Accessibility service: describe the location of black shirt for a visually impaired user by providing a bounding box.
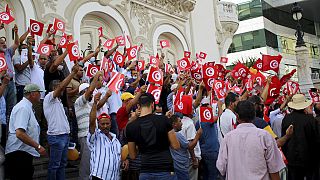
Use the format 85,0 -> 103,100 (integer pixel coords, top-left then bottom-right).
126,114 -> 174,173
281,111 -> 320,168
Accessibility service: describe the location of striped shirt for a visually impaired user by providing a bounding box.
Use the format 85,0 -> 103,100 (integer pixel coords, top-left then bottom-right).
87,129 -> 121,180
74,95 -> 92,138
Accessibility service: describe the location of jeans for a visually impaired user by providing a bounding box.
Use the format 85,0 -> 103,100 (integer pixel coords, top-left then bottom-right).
139,172 -> 176,180
15,84 -> 24,103
175,168 -> 189,180
110,113 -> 119,137
47,134 -> 69,180
202,152 -> 218,180
4,80 -> 16,124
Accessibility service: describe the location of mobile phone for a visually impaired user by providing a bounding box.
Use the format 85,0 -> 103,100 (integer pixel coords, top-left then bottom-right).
12,28 -> 14,40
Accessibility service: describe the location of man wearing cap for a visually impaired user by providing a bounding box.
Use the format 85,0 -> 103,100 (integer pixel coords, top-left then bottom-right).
74,72 -> 101,180
281,94 -> 320,179
5,84 -> 46,180
167,83 -> 178,111
116,85 -> 147,145
88,92 -> 121,180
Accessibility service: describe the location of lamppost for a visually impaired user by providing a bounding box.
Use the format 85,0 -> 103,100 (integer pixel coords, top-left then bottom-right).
291,2 -> 305,47
291,2 -> 314,95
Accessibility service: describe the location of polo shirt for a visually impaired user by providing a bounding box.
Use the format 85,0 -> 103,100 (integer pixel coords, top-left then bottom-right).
43,91 -> 70,135
88,129 -> 121,180
5,98 -> 40,157
106,91 -> 122,114
13,54 -> 31,86
74,95 -> 92,138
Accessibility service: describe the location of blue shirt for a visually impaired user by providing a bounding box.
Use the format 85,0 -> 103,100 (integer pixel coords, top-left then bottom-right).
0,96 -> 6,125
169,131 -> 189,171
196,122 -> 220,155
5,97 -> 40,157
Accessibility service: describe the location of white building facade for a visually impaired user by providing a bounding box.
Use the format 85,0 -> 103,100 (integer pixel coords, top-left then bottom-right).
227,0 -> 320,87
0,0 -> 238,66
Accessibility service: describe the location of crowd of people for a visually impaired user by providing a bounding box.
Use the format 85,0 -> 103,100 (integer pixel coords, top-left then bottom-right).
0,15 -> 319,180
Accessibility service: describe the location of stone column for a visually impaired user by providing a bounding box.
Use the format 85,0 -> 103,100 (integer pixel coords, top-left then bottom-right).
296,45 -> 314,95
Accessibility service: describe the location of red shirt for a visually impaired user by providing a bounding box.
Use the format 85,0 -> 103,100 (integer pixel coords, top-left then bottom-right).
116,106 -> 129,131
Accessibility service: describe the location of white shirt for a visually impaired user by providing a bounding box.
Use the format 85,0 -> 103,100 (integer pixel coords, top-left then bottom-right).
43,92 -> 70,135
180,116 -> 201,159
88,129 -> 121,180
30,64 -> 45,99
217,108 -> 237,143
107,92 -> 122,114
92,87 -> 109,116
269,108 -> 284,137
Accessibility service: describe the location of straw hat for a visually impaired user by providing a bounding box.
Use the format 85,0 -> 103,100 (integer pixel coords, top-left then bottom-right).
288,94 -> 312,110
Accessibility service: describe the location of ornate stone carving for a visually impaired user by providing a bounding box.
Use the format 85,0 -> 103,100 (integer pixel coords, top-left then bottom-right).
43,0 -> 58,12
130,2 -> 152,35
132,0 -> 196,20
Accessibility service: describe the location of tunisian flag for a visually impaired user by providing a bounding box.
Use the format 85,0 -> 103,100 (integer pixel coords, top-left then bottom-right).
30,19 -> 44,36
177,58 -> 191,71
252,58 -> 263,71
147,66 -> 163,85
309,89 -> 320,103
106,72 -> 124,94
53,18 -> 65,32
199,106 -> 215,123
262,54 -> 282,73
126,46 -> 138,60
67,41 -> 80,61
0,53 -> 8,71
147,84 -> 162,104
113,51 -> 125,67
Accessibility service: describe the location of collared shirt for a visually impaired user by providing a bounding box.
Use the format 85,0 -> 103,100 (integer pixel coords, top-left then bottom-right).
269,108 -> 284,137
181,116 -> 201,159
43,92 -> 70,135
107,91 -> 122,114
216,123 -> 285,180
74,95 -> 92,138
13,54 -> 31,86
217,108 -> 237,143
5,98 -> 40,157
87,129 -> 121,180
30,63 -> 45,99
4,47 -> 15,78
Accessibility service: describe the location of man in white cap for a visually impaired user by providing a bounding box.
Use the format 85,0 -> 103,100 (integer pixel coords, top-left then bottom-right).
281,94 -> 320,179
167,83 -> 178,111
74,72 -> 102,180
5,84 -> 46,180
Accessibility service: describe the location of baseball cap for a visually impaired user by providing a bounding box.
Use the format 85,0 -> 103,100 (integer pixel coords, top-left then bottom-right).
23,84 -> 45,94
201,97 -> 210,105
97,113 -> 111,121
79,83 -> 90,93
121,92 -> 135,101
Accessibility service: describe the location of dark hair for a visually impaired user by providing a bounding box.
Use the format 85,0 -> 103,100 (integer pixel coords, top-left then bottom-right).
170,115 -> 180,125
18,43 -> 27,51
236,100 -> 256,123
138,93 -> 155,107
225,92 -> 239,108
248,95 -> 261,105
314,104 -> 320,116
49,80 -> 61,91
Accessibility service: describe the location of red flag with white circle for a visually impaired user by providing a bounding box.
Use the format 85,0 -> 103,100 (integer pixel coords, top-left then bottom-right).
191,71 -> 202,82
37,44 -> 53,56
115,36 -> 126,46
220,57 -> 228,63
203,78 -> 215,91
149,56 -> 160,66
30,19 -> 44,36
231,62 -> 249,79
214,80 -> 226,99
199,106 -> 214,123
309,89 -> 320,103
184,51 -> 191,58
177,58 -> 191,71
160,40 -> 170,49
67,41 -> 80,61
113,51 -> 125,67
106,72 -> 124,94
98,27 -> 103,38
58,34 -> 68,48
199,52 -> 207,60
53,18 -> 65,32
202,62 -> 216,79
252,58 -> 263,71
0,12 -> 14,25
127,46 -> 138,60
86,64 -> 100,78
103,39 -> 115,50
147,84 -> 162,104
137,60 -> 145,72
147,66 -> 163,85
0,53 -> 8,72
262,54 -> 282,73
232,86 -> 244,95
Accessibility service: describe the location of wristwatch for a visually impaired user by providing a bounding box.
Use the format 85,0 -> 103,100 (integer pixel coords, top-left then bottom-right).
37,144 -> 41,150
